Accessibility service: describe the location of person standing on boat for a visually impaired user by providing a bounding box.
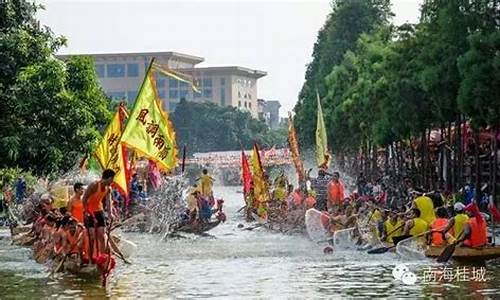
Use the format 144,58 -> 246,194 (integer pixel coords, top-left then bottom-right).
311,169 -> 330,211
83,169 -> 115,262
67,182 -> 85,224
327,172 -> 345,211
197,169 -> 215,199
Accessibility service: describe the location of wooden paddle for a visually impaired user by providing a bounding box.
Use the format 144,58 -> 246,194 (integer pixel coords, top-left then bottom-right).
436,232 -> 464,263
367,230 -> 431,254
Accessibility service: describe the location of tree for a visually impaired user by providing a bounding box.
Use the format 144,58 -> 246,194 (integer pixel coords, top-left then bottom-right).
0,1 -> 111,175
294,0 -> 392,148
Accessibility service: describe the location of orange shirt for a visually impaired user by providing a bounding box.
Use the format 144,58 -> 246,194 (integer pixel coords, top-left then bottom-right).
305,196 -> 316,209
70,195 -> 84,223
431,218 -> 448,246
464,217 -> 487,247
87,182 -> 109,213
328,181 -> 345,204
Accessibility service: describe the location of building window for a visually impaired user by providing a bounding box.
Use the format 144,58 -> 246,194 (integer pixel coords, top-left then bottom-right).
169,79 -> 178,88
108,91 -> 126,99
158,90 -> 166,99
169,90 -> 179,99
127,90 -> 138,101
107,64 -> 125,77
169,102 -> 177,111
220,88 -> 225,106
95,64 -> 105,78
180,89 -> 189,100
203,88 -> 212,98
248,102 -> 252,109
244,102 -> 247,108
194,90 -> 202,98
179,81 -> 189,89
238,91 -> 241,98
220,78 -> 225,85
202,78 -> 212,87
238,101 -> 241,107
156,75 -> 166,88
127,63 -> 139,77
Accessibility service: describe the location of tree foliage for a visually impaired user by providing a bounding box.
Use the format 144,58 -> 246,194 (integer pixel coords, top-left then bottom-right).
0,0 -> 111,175
171,99 -> 286,154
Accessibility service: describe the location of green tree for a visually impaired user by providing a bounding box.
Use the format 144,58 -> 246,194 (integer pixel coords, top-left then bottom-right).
294,0 -> 392,148
0,1 -> 111,175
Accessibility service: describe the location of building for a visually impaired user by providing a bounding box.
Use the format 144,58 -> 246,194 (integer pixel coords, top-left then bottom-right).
57,51 -> 266,117
263,100 -> 281,129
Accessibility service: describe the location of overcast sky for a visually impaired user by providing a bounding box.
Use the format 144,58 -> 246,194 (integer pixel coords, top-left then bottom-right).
38,0 -> 422,116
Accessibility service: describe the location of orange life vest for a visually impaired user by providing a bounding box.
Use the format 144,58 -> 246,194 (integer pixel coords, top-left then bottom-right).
292,191 -> 303,206
305,196 -> 316,209
70,196 -> 84,223
328,181 -> 344,204
320,212 -> 330,230
464,217 -> 487,247
431,218 -> 449,246
87,182 -> 108,213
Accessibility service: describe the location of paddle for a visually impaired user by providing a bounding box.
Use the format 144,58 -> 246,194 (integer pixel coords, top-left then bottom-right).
436,232 -> 464,263
367,230 -> 430,254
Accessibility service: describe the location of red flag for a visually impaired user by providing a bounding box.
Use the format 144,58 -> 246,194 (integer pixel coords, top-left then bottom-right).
488,198 -> 500,223
241,150 -> 252,195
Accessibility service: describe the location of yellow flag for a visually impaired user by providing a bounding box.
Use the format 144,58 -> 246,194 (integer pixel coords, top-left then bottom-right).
120,63 -> 178,170
250,143 -> 269,204
152,63 -> 200,93
316,91 -> 330,169
94,106 -> 129,195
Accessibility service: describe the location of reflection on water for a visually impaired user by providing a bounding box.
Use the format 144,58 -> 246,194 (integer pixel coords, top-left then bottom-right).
1,186 -> 500,299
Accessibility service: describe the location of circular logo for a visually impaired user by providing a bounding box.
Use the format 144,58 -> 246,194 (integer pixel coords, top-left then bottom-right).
401,271 -> 418,285
392,264 -> 409,280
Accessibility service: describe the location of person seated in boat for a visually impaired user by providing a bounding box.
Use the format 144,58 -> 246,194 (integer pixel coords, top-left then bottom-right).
197,169 -> 215,199
403,208 -> 429,244
381,210 -> 403,244
304,190 -> 317,210
441,202 -> 470,239
460,203 -> 488,248
412,193 -> 436,225
67,182 -> 84,224
430,207 -> 454,246
196,191 -> 212,223
53,215 -> 71,257
186,185 -> 199,222
62,218 -> 89,266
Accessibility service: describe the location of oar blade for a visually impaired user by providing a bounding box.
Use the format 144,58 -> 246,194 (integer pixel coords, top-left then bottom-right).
392,235 -> 412,245
367,247 -> 390,254
437,243 -> 456,263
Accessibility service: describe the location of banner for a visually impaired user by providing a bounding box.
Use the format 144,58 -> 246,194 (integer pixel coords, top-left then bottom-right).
94,104 -> 129,196
316,91 -> 330,169
120,61 -> 178,170
241,150 -> 252,196
250,143 -> 269,204
288,112 -> 305,183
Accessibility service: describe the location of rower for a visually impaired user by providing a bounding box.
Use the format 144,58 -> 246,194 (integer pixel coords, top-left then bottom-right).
381,211 -> 403,244
461,204 -> 487,247
413,194 -> 436,225
67,182 -> 84,224
403,208 -> 429,243
430,207 -> 452,246
441,202 -> 469,239
83,169 -> 115,262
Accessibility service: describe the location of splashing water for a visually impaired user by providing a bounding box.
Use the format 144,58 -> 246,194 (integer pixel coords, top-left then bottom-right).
396,237 -> 427,260
141,175 -> 188,239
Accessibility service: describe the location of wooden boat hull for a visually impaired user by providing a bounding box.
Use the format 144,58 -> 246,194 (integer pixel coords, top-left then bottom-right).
425,245 -> 500,261
176,220 -> 221,234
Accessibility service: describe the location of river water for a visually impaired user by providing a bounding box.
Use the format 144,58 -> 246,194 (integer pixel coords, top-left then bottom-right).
1,186 -> 500,299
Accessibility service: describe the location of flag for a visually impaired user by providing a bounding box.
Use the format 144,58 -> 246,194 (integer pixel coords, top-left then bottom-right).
94,105 -> 129,196
488,198 -> 500,223
120,60 -> 178,171
250,143 -> 269,204
288,112 -> 305,183
152,62 -> 200,93
241,150 -> 252,195
316,91 -> 330,169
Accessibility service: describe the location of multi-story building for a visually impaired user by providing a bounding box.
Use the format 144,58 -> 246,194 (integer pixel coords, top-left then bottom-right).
257,99 -> 281,129
57,51 -> 266,117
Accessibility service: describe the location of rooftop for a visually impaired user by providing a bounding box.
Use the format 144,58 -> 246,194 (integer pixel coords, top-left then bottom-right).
178,66 -> 267,79
56,51 -> 205,65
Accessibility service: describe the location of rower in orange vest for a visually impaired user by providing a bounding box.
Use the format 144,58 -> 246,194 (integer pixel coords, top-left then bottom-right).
430,207 -> 452,246
462,204 -> 487,247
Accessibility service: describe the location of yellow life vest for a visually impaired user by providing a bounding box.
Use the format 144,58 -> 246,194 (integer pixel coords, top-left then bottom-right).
384,219 -> 403,243
410,217 -> 429,236
453,213 -> 469,238
414,196 -> 436,224
273,187 -> 286,202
